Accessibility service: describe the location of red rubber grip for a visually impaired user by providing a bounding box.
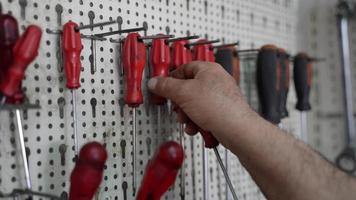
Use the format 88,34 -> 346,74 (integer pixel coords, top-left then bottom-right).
0,25 -> 42,97
122,32 -> 146,107
62,21 -> 82,89
69,142 -> 108,200
192,39 -> 215,62
150,34 -> 171,105
171,39 -> 192,69
137,141 -> 184,200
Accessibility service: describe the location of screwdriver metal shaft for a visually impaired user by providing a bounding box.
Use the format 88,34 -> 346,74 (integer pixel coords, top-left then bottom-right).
179,123 -> 185,199
213,148 -> 238,200
71,90 -> 79,156
202,144 -> 209,200
15,109 -> 32,189
132,107 -> 137,195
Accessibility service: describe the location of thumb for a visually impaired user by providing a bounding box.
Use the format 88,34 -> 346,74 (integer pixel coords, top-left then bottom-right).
148,76 -> 189,102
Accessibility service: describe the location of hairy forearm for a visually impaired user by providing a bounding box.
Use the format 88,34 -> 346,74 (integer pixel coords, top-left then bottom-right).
219,109 -> 356,200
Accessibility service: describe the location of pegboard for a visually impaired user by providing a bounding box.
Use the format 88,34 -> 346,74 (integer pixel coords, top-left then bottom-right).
0,0 -> 301,199
296,0 -> 356,162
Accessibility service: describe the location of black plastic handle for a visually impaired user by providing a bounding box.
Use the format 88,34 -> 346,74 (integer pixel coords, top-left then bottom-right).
215,48 -> 233,74
215,47 -> 241,85
278,50 -> 290,118
293,53 -> 312,111
256,45 -> 281,124
336,147 -> 356,174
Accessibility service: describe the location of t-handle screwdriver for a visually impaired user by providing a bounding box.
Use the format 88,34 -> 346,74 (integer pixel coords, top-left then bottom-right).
0,25 -> 42,190
293,53 -> 312,142
192,39 -> 238,200
256,45 -> 281,125
150,33 -> 171,138
69,142 -> 108,200
137,141 -> 184,200
170,35 -> 198,199
62,21 -> 83,157
122,32 -> 147,195
215,44 -> 240,200
277,48 -> 290,119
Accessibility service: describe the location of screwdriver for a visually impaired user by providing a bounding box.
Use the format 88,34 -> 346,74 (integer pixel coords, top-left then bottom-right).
256,45 -> 281,125
0,14 -> 23,104
293,53 -> 312,142
277,48 -> 290,119
0,25 -> 42,190
150,33 -> 171,138
215,44 -> 240,200
170,35 -> 198,199
137,141 -> 184,200
62,21 -> 83,157
69,142 -> 108,200
122,32 -> 147,195
191,39 -> 238,200
0,14 -> 19,86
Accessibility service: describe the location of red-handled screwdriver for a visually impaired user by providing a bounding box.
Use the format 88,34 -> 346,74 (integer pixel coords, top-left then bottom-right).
150,33 -> 171,138
122,32 -> 147,195
0,14 -> 24,104
215,44 -> 240,200
69,142 -> 108,200
191,39 -> 238,200
0,14 -> 19,85
0,24 -> 42,191
62,21 -> 83,157
170,35 -> 198,199
137,141 -> 184,200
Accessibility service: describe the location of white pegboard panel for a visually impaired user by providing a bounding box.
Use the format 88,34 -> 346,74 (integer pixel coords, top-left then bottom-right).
297,0 -> 356,161
0,0 -> 301,199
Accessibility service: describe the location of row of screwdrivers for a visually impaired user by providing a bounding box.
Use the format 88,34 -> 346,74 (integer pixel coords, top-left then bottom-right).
0,13 -> 316,200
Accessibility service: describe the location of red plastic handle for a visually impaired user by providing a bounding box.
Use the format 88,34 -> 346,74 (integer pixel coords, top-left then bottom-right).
122,32 -> 146,107
0,14 -> 19,83
62,21 -> 82,89
150,34 -> 171,105
190,39 -> 219,148
0,25 -> 42,97
192,39 -> 215,62
171,39 -> 192,69
69,142 -> 108,200
137,141 -> 184,200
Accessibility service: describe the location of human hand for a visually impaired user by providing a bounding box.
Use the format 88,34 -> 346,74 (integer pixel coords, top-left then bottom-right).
147,61 -> 255,145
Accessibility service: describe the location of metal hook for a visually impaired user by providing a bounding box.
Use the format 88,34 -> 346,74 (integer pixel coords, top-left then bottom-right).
74,19 -> 117,31
166,35 -> 200,43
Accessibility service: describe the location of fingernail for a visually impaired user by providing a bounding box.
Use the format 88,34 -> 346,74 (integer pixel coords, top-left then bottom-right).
148,78 -> 158,90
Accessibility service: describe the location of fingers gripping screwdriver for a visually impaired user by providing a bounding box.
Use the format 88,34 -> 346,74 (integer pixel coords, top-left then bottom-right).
150,33 -> 170,137
137,141 -> 184,200
277,48 -> 290,119
171,38 -> 193,199
293,53 -> 312,143
192,39 -> 238,200
0,25 -> 42,190
256,45 -> 281,125
69,142 -> 108,200
122,32 -> 147,195
62,21 -> 83,157
215,45 -> 240,200
0,14 -> 24,104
